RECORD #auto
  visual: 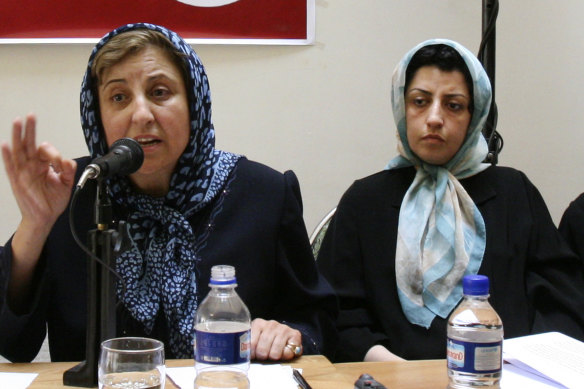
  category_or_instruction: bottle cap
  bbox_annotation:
[210,265,237,285]
[462,274,489,295]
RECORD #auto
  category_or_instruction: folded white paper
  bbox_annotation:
[502,362,564,388]
[503,332,584,389]
[0,372,38,389]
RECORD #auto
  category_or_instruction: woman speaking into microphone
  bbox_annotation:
[0,23,337,363]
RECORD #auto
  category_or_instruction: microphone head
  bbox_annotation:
[91,137,144,178]
[109,138,144,176]
[77,138,144,188]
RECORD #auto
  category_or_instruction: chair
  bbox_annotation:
[309,207,336,259]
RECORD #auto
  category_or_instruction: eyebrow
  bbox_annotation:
[101,78,126,89]
[101,73,175,89]
[407,88,469,100]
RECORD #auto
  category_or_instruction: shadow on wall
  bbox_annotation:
[0,336,50,363]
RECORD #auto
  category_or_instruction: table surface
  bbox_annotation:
[0,355,449,389]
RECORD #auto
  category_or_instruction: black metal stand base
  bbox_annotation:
[63,228,118,387]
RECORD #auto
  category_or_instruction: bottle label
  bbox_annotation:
[195,329,251,365]
[447,338,502,374]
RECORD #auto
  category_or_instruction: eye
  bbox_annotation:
[112,93,126,103]
[151,86,171,99]
[447,101,466,112]
[408,96,428,107]
[414,97,427,106]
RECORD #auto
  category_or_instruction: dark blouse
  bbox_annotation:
[317,165,584,362]
[0,157,338,362]
[559,192,584,269]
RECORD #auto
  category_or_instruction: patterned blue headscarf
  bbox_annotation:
[80,23,241,357]
[386,39,492,328]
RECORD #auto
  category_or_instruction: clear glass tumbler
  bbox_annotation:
[98,337,165,389]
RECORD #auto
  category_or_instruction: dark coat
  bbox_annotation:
[317,165,584,362]
[559,192,584,269]
[0,157,338,362]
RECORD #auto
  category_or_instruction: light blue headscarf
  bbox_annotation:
[386,39,492,328]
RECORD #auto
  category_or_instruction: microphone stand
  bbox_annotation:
[481,0,496,100]
[63,179,127,387]
[480,0,501,165]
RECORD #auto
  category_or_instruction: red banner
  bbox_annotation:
[0,0,312,44]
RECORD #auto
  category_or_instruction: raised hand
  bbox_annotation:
[1,113,77,309]
[1,114,77,232]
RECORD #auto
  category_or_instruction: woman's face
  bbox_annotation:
[405,66,471,166]
[98,46,190,196]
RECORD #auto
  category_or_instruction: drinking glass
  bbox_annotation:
[98,337,165,389]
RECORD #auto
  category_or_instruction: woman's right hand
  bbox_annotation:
[2,114,77,231]
[1,113,77,308]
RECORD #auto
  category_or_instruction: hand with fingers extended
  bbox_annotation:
[1,113,77,309]
[1,114,77,231]
[250,318,303,361]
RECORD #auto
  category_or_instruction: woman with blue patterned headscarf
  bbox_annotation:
[0,23,337,362]
[317,39,584,362]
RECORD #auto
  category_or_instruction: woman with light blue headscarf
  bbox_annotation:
[317,39,584,362]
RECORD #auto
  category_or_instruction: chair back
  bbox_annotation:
[309,207,337,259]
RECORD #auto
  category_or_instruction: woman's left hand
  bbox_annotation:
[250,318,303,361]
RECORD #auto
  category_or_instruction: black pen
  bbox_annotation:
[293,368,312,389]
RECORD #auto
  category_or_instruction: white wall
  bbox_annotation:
[1,0,583,243]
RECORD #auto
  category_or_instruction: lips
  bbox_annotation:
[134,135,162,147]
[422,134,444,142]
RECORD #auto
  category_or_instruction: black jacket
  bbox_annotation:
[559,192,584,269]
[317,165,584,362]
[0,157,338,362]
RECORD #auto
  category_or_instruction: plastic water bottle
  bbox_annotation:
[447,275,503,388]
[194,265,251,389]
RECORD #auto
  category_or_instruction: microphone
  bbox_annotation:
[77,138,144,189]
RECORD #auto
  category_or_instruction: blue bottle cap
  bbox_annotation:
[462,274,489,295]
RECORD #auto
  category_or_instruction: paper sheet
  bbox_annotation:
[503,332,584,389]
[166,364,299,389]
[502,363,564,388]
[0,372,38,389]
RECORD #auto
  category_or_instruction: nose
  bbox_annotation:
[426,101,444,129]
[131,95,155,126]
